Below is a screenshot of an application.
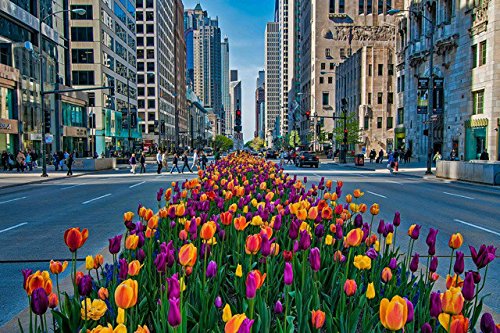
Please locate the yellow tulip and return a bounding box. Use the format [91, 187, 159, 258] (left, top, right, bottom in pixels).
[386, 232, 393, 245]
[379, 295, 408, 331]
[235, 264, 243, 278]
[85, 255, 94, 271]
[81, 298, 108, 321]
[353, 255, 372, 270]
[366, 282, 375, 299]
[325, 235, 334, 245]
[222, 304, 232, 322]
[117, 307, 125, 324]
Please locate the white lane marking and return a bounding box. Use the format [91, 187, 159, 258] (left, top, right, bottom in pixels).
[387, 180, 404, 185]
[0, 222, 28, 234]
[366, 191, 387, 198]
[61, 183, 87, 190]
[354, 173, 368, 178]
[82, 193, 112, 204]
[313, 174, 322, 178]
[443, 192, 474, 200]
[0, 197, 27, 205]
[454, 219, 500, 237]
[129, 181, 146, 188]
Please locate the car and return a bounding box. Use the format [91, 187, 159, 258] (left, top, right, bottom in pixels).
[295, 151, 320, 168]
[265, 150, 277, 159]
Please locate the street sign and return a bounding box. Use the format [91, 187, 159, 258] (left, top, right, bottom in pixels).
[417, 78, 429, 115]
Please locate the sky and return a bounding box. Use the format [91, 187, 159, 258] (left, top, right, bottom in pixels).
[183, 0, 275, 141]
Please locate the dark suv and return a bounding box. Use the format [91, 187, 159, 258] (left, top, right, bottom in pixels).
[295, 151, 319, 168]
[265, 150, 277, 159]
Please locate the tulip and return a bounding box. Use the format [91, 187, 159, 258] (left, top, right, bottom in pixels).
[389, 258, 397, 270]
[168, 297, 181, 327]
[480, 313, 497, 333]
[366, 248, 378, 259]
[119, 258, 128, 280]
[325, 234, 334, 245]
[370, 203, 379, 215]
[438, 314, 469, 333]
[274, 300, 283, 314]
[135, 325, 150, 333]
[214, 296, 223, 308]
[448, 233, 463, 249]
[408, 224, 421, 240]
[154, 253, 167, 273]
[462, 272, 475, 301]
[366, 282, 375, 299]
[109, 235, 123, 254]
[245, 271, 260, 299]
[98, 287, 109, 300]
[123, 211, 134, 222]
[426, 228, 438, 255]
[410, 253, 419, 273]
[234, 216, 249, 231]
[238, 318, 255, 333]
[284, 262, 293, 285]
[128, 260, 143, 276]
[405, 298, 414, 323]
[309, 247, 321, 272]
[441, 287, 464, 315]
[469, 244, 496, 269]
[353, 255, 371, 270]
[235, 264, 243, 278]
[446, 274, 464, 289]
[429, 292, 442, 318]
[49, 260, 68, 275]
[333, 250, 345, 263]
[125, 234, 139, 250]
[115, 279, 138, 309]
[345, 228, 363, 247]
[344, 279, 357, 296]
[354, 214, 363, 227]
[206, 260, 217, 279]
[167, 274, 180, 299]
[311, 309, 326, 329]
[260, 234, 272, 257]
[178, 243, 197, 267]
[298, 230, 311, 251]
[377, 220, 385, 234]
[454, 251, 464, 274]
[200, 221, 217, 240]
[48, 293, 58, 308]
[225, 314, 247, 333]
[429, 256, 438, 273]
[381, 267, 392, 283]
[421, 323, 433, 333]
[78, 274, 92, 297]
[393, 211, 401, 227]
[245, 234, 262, 255]
[64, 227, 89, 252]
[335, 223, 343, 239]
[379, 295, 408, 331]
[31, 287, 49, 315]
[222, 304, 232, 322]
[314, 224, 325, 238]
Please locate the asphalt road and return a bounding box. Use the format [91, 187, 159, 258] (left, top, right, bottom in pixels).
[0, 161, 498, 327]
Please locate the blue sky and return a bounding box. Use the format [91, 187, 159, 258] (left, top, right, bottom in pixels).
[183, 0, 275, 141]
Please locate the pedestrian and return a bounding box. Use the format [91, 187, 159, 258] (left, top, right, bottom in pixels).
[140, 152, 146, 173]
[156, 149, 163, 174]
[480, 149, 489, 161]
[393, 150, 400, 172]
[201, 152, 208, 170]
[387, 151, 395, 175]
[181, 151, 193, 173]
[1, 150, 8, 171]
[191, 149, 199, 170]
[16, 150, 25, 172]
[53, 152, 59, 171]
[214, 148, 221, 161]
[433, 151, 442, 165]
[170, 153, 181, 174]
[129, 153, 137, 174]
[369, 149, 376, 163]
[449, 149, 457, 161]
[378, 149, 384, 164]
[25, 151, 32, 171]
[66, 153, 74, 176]
[404, 149, 411, 163]
[162, 150, 168, 170]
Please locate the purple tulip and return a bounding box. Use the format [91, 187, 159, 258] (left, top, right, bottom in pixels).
[335, 185, 342, 197]
[78, 274, 93, 297]
[289, 219, 300, 240]
[299, 230, 311, 251]
[261, 234, 271, 257]
[480, 313, 497, 333]
[429, 292, 442, 318]
[125, 220, 135, 230]
[136, 248, 146, 262]
[393, 211, 401, 227]
[274, 300, 283, 314]
[214, 296, 223, 308]
[409, 224, 421, 240]
[405, 298, 414, 323]
[168, 297, 181, 327]
[154, 252, 167, 273]
[31, 288, 49, 315]
[303, 176, 308, 184]
[119, 258, 128, 280]
[469, 270, 481, 284]
[377, 220, 385, 234]
[22, 269, 32, 289]
[421, 323, 432, 333]
[238, 318, 255, 333]
[389, 258, 397, 270]
[156, 188, 164, 201]
[429, 256, 438, 273]
[335, 223, 343, 239]
[206, 260, 217, 279]
[462, 272, 475, 301]
[366, 248, 378, 259]
[314, 224, 325, 238]
[409, 253, 419, 273]
[284, 262, 293, 285]
[384, 224, 394, 237]
[454, 251, 465, 275]
[469, 245, 497, 269]
[426, 228, 438, 256]
[246, 272, 258, 299]
[273, 214, 282, 230]
[167, 274, 180, 299]
[108, 234, 122, 254]
[309, 247, 321, 272]
[362, 224, 370, 242]
[137, 203, 142, 214]
[354, 214, 363, 227]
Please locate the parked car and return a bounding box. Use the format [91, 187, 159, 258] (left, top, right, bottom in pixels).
[203, 147, 214, 156]
[265, 150, 277, 159]
[295, 151, 320, 168]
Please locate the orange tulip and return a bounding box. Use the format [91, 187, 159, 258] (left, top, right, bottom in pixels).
[144, 208, 154, 221]
[234, 216, 249, 231]
[370, 203, 380, 215]
[353, 189, 364, 198]
[25, 270, 52, 296]
[345, 228, 363, 247]
[175, 204, 185, 217]
[307, 206, 319, 220]
[224, 314, 247, 333]
[344, 279, 357, 296]
[123, 211, 134, 222]
[381, 267, 393, 283]
[359, 203, 367, 213]
[128, 260, 143, 276]
[245, 234, 262, 255]
[48, 293, 58, 308]
[49, 260, 68, 275]
[220, 212, 233, 226]
[311, 309, 326, 329]
[321, 206, 333, 219]
[98, 287, 109, 300]
[441, 287, 464, 315]
[200, 221, 217, 240]
[179, 229, 188, 240]
[125, 234, 139, 250]
[114, 279, 138, 309]
[448, 233, 463, 250]
[138, 206, 147, 218]
[165, 188, 172, 201]
[159, 208, 168, 218]
[250, 269, 266, 289]
[345, 194, 353, 203]
[325, 180, 333, 189]
[135, 325, 151, 333]
[379, 295, 408, 331]
[145, 227, 156, 238]
[64, 227, 89, 252]
[94, 254, 104, 269]
[446, 274, 464, 289]
[147, 215, 159, 229]
[297, 208, 307, 221]
[438, 314, 469, 333]
[178, 243, 197, 267]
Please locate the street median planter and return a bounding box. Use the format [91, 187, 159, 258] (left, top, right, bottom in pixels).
[72, 158, 117, 171]
[436, 160, 500, 185]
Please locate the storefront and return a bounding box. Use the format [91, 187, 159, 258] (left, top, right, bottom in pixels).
[465, 118, 488, 160]
[0, 64, 20, 153]
[395, 127, 405, 151]
[62, 101, 88, 156]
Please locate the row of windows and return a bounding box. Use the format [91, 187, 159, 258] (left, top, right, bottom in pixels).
[367, 92, 394, 104]
[70, 5, 93, 19]
[367, 64, 394, 76]
[137, 24, 155, 34]
[136, 11, 155, 21]
[329, 0, 392, 15]
[363, 116, 393, 130]
[471, 41, 487, 68]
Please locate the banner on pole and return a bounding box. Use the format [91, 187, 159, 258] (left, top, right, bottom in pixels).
[417, 78, 429, 115]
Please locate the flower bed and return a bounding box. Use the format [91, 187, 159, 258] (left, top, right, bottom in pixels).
[22, 153, 498, 332]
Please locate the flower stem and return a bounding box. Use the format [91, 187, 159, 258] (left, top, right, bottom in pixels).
[448, 249, 454, 276]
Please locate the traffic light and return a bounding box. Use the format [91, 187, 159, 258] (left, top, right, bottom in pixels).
[343, 128, 348, 144]
[43, 111, 51, 134]
[235, 109, 242, 132]
[423, 129, 429, 136]
[305, 110, 311, 120]
[89, 113, 96, 128]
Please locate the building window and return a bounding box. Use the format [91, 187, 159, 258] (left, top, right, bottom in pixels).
[377, 92, 383, 104]
[146, 0, 153, 8]
[472, 90, 484, 114]
[321, 63, 326, 70]
[387, 116, 393, 129]
[147, 87, 155, 96]
[377, 117, 382, 128]
[320, 77, 324, 84]
[146, 24, 154, 33]
[72, 71, 95, 85]
[367, 0, 373, 13]
[325, 48, 331, 58]
[340, 48, 346, 59]
[72, 49, 94, 63]
[322, 92, 329, 106]
[138, 62, 144, 71]
[339, 0, 345, 13]
[378, 0, 384, 14]
[148, 99, 155, 108]
[368, 64, 372, 76]
[147, 50, 154, 59]
[378, 64, 383, 75]
[136, 11, 143, 20]
[388, 64, 394, 75]
[138, 99, 145, 108]
[388, 92, 394, 104]
[330, 63, 335, 70]
[329, 0, 335, 13]
[146, 11, 154, 21]
[71, 27, 93, 41]
[471, 44, 477, 68]
[147, 62, 154, 71]
[328, 77, 333, 84]
[137, 75, 144, 84]
[137, 24, 144, 33]
[146, 37, 154, 46]
[138, 87, 144, 96]
[397, 107, 404, 125]
[70, 5, 93, 19]
[364, 116, 369, 129]
[479, 41, 487, 66]
[359, 0, 365, 14]
[368, 93, 372, 104]
[147, 73, 155, 83]
[401, 75, 405, 91]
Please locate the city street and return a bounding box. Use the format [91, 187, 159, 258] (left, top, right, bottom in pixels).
[0, 161, 499, 327]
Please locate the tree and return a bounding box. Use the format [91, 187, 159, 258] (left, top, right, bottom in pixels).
[289, 130, 301, 148]
[249, 137, 265, 151]
[333, 112, 362, 147]
[213, 135, 234, 152]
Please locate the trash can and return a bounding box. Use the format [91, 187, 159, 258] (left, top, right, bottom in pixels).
[354, 154, 365, 166]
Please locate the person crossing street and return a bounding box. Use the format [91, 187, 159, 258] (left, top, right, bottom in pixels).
[170, 153, 181, 174]
[181, 151, 193, 173]
[156, 149, 163, 174]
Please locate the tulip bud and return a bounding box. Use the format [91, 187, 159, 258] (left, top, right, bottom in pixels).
[429, 292, 442, 318]
[167, 274, 180, 300]
[366, 248, 378, 259]
[426, 228, 438, 255]
[283, 251, 293, 262]
[393, 211, 401, 227]
[98, 287, 109, 300]
[389, 258, 397, 270]
[309, 247, 321, 272]
[235, 264, 243, 277]
[214, 296, 223, 308]
[480, 313, 497, 333]
[354, 214, 363, 227]
[206, 260, 217, 279]
[454, 251, 465, 275]
[381, 267, 392, 283]
[274, 300, 283, 314]
[405, 298, 414, 323]
[366, 282, 375, 299]
[344, 279, 357, 296]
[85, 256, 94, 271]
[284, 262, 293, 285]
[462, 272, 475, 301]
[299, 230, 311, 251]
[31, 288, 49, 315]
[377, 220, 385, 234]
[78, 275, 93, 297]
[421, 323, 432, 333]
[408, 224, 421, 240]
[429, 256, 438, 273]
[167, 298, 181, 327]
[48, 293, 58, 309]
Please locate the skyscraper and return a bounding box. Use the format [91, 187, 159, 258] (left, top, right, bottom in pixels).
[229, 70, 241, 138]
[221, 36, 230, 136]
[265, 22, 280, 147]
[255, 70, 265, 139]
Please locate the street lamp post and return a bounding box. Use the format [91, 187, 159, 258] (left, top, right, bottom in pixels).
[388, 8, 435, 174]
[38, 7, 86, 177]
